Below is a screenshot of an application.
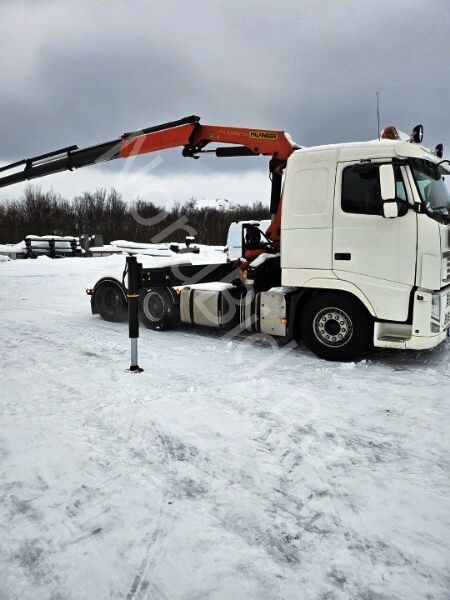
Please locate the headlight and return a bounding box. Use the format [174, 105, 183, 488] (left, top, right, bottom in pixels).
[431, 295, 441, 321]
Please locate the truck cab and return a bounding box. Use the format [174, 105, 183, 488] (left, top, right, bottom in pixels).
[281, 139, 450, 355]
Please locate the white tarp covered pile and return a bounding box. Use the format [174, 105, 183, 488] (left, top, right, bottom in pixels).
[109, 239, 225, 258]
[25, 235, 78, 254]
[0, 237, 226, 260]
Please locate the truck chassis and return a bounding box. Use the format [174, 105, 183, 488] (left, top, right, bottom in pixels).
[87, 253, 376, 362]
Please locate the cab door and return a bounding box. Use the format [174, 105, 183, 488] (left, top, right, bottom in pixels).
[332, 162, 417, 286]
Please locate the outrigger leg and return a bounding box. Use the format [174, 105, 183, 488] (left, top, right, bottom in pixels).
[126, 256, 144, 373]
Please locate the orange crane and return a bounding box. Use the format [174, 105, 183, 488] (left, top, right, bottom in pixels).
[0, 115, 298, 245]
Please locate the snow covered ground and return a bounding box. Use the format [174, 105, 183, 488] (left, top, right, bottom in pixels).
[0, 256, 449, 600]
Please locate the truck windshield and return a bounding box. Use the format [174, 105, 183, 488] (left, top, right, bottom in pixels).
[410, 158, 450, 224]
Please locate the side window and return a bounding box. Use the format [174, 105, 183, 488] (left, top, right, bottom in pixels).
[342, 165, 382, 214]
[342, 165, 406, 215]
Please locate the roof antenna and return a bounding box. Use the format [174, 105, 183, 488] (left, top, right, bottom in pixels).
[376, 91, 380, 140]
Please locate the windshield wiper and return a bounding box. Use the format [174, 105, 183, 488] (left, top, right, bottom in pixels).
[433, 208, 450, 224]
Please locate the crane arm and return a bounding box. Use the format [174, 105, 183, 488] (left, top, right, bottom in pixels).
[0, 115, 298, 241]
[0, 115, 199, 189]
[0, 115, 297, 187]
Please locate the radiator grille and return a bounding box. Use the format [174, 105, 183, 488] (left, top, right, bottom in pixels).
[444, 311, 450, 330]
[445, 292, 450, 330]
[444, 252, 450, 284]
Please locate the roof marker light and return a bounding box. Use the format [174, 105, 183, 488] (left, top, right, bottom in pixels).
[380, 125, 400, 140]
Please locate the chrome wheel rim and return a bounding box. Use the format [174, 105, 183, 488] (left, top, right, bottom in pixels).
[313, 307, 353, 348]
[143, 292, 164, 322]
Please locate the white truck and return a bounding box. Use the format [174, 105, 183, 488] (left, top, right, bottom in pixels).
[1, 115, 448, 360]
[92, 138, 449, 361]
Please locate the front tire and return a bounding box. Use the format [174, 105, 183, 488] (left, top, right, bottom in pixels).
[140, 287, 177, 331]
[300, 292, 371, 361]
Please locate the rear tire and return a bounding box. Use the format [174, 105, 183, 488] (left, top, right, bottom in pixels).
[140, 287, 177, 331]
[300, 292, 371, 361]
[95, 282, 127, 322]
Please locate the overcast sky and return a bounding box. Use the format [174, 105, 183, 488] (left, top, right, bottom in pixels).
[0, 0, 448, 206]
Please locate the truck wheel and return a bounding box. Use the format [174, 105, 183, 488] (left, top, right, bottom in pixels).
[300, 292, 371, 361]
[95, 282, 127, 322]
[140, 288, 177, 331]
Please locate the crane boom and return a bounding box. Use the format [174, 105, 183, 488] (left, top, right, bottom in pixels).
[0, 115, 299, 241]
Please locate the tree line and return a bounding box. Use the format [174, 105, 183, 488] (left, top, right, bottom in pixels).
[0, 186, 270, 246]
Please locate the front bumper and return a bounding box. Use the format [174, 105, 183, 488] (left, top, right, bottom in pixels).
[404, 329, 449, 350]
[374, 285, 450, 350]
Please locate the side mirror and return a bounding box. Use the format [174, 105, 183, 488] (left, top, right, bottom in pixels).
[410, 124, 423, 144]
[379, 164, 396, 200]
[383, 202, 399, 218]
[435, 143, 443, 159]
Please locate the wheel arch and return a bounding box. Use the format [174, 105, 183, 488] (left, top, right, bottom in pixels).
[300, 279, 376, 317]
[139, 285, 179, 304]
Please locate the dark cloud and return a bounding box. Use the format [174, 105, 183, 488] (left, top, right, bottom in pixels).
[0, 0, 448, 189]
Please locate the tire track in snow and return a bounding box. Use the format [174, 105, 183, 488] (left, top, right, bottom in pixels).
[124, 424, 175, 600]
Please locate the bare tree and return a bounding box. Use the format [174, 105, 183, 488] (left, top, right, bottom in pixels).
[0, 186, 270, 245]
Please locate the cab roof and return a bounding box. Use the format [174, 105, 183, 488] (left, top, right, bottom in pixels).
[293, 139, 442, 164]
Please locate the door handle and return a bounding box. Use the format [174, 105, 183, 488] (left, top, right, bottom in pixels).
[335, 253, 351, 261]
